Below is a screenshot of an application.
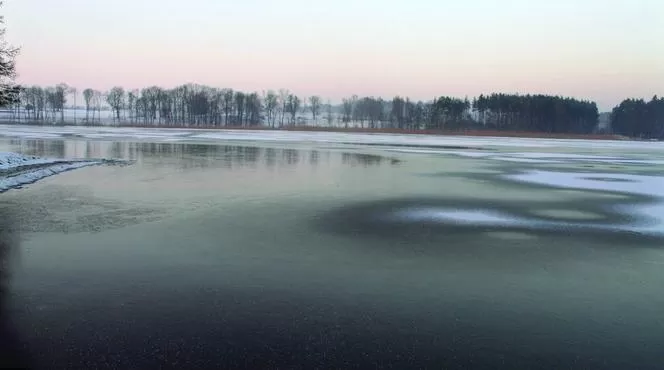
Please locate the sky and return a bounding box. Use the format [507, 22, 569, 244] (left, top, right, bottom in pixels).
[4, 0, 664, 110]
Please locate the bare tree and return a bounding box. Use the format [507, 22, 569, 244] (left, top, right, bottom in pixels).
[342, 98, 352, 127]
[127, 90, 138, 124]
[245, 92, 262, 126]
[326, 99, 333, 127]
[92, 90, 104, 124]
[350, 95, 359, 125]
[11, 85, 23, 121]
[25, 86, 45, 122]
[392, 96, 406, 129]
[309, 96, 322, 125]
[234, 91, 245, 126]
[106, 87, 124, 122]
[264, 90, 278, 128]
[83, 88, 94, 123]
[22, 86, 42, 121]
[278, 89, 289, 127]
[208, 88, 222, 126]
[93, 90, 103, 124]
[222, 88, 233, 126]
[69, 86, 77, 124]
[140, 86, 161, 124]
[286, 94, 301, 125]
[158, 89, 172, 125]
[0, 2, 19, 107]
[301, 96, 308, 124]
[55, 83, 69, 123]
[190, 87, 209, 126]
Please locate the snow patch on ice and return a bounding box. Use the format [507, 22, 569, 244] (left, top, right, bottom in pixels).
[391, 148, 664, 165]
[391, 207, 527, 226]
[1, 152, 103, 193]
[508, 153, 621, 160]
[492, 156, 563, 164]
[506, 171, 664, 197]
[383, 171, 664, 236]
[505, 170, 664, 235]
[0, 151, 63, 170]
[0, 162, 100, 193]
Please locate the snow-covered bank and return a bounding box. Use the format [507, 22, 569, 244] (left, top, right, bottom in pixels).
[0, 151, 64, 170]
[0, 152, 103, 193]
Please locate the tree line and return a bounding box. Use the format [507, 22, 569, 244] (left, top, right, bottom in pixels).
[4, 83, 664, 138]
[610, 96, 664, 139]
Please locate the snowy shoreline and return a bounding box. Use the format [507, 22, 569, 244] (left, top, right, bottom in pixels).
[0, 152, 103, 193]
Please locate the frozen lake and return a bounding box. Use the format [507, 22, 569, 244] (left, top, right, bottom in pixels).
[1, 126, 664, 369]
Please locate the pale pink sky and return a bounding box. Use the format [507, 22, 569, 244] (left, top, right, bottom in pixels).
[5, 0, 664, 110]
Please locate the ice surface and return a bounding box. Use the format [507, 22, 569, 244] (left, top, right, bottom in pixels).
[2, 124, 663, 152]
[2, 125, 662, 236]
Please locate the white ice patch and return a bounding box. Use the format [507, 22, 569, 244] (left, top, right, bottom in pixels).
[391, 207, 528, 226]
[505, 170, 664, 235]
[507, 153, 622, 160]
[394, 149, 664, 165]
[492, 156, 563, 164]
[383, 170, 664, 236]
[504, 153, 664, 165]
[389, 149, 495, 157]
[507, 171, 664, 197]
